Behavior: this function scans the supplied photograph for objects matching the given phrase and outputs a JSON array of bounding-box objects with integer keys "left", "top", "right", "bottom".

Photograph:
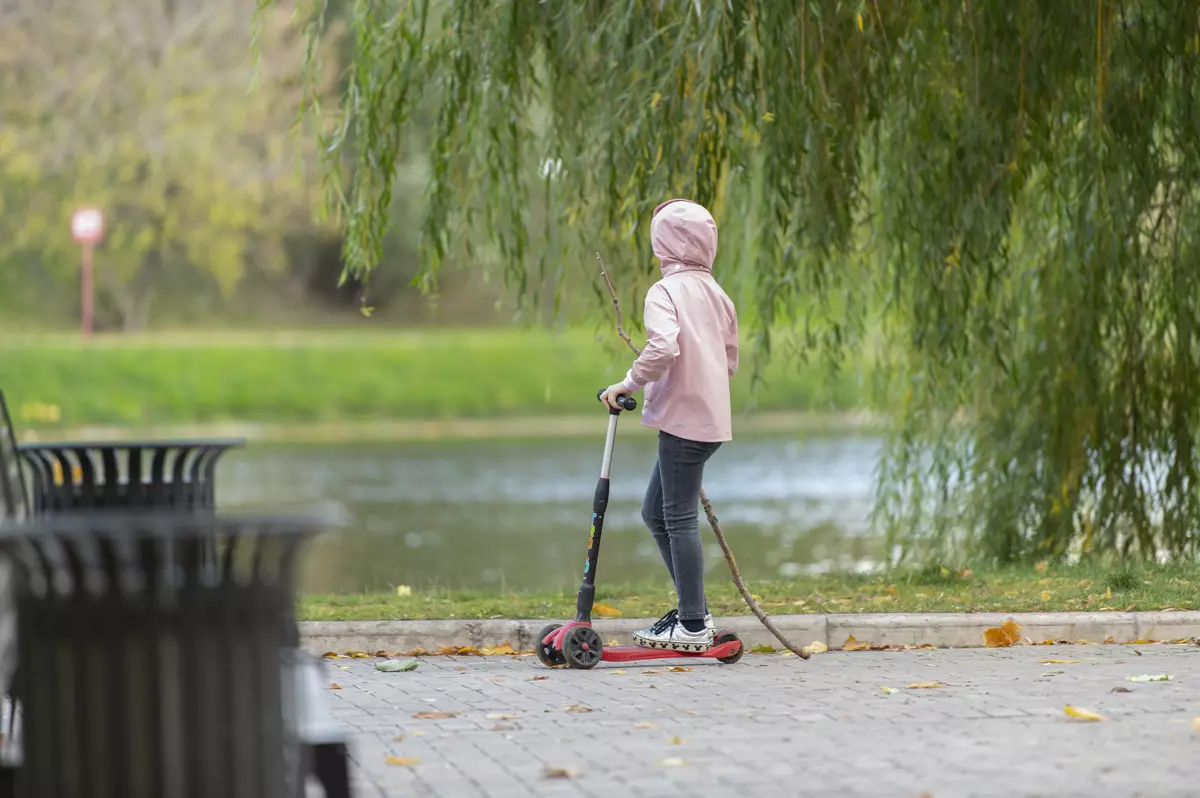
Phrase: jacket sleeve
[
  {"left": 726, "top": 303, "right": 739, "bottom": 378},
  {"left": 622, "top": 284, "right": 680, "bottom": 392}
]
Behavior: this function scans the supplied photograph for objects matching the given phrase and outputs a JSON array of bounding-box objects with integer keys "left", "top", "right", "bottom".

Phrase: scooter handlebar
[{"left": 596, "top": 389, "right": 637, "bottom": 412}]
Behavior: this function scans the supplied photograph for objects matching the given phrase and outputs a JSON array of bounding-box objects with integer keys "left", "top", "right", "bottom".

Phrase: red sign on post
[{"left": 72, "top": 207, "right": 104, "bottom": 339}]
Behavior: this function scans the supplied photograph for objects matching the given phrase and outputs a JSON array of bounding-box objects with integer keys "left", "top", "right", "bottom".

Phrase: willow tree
[{"left": 263, "top": 0, "right": 1200, "bottom": 565}]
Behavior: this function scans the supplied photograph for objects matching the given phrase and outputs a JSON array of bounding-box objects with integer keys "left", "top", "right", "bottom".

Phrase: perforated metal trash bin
[{"left": 0, "top": 512, "right": 320, "bottom": 798}]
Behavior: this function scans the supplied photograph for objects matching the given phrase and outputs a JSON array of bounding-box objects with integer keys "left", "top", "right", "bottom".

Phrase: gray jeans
[{"left": 641, "top": 431, "right": 722, "bottom": 621}]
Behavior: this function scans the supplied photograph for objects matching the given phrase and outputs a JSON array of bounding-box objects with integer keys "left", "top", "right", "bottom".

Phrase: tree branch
[{"left": 596, "top": 251, "right": 810, "bottom": 660}]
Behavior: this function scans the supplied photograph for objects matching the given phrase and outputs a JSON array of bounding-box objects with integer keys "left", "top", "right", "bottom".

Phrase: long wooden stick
[{"left": 596, "top": 253, "right": 810, "bottom": 659}]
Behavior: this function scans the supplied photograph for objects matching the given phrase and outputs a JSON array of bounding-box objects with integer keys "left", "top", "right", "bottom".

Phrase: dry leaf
[
  {"left": 413, "top": 711, "right": 460, "bottom": 720},
  {"left": 780, "top": 651, "right": 795, "bottom": 657},
  {"left": 633, "top": 722, "right": 657, "bottom": 729},
  {"left": 1127, "top": 674, "right": 1172, "bottom": 682},
  {"left": 391, "top": 734, "right": 405, "bottom": 742},
  {"left": 803, "top": 640, "right": 830, "bottom": 655},
  {"left": 480, "top": 643, "right": 518, "bottom": 656},
  {"left": 1002, "top": 619, "right": 1023, "bottom": 642},
  {"left": 1040, "top": 659, "right": 1080, "bottom": 664},
  {"left": 984, "top": 621, "right": 1022, "bottom": 648},
  {"left": 338, "top": 666, "right": 350, "bottom": 671},
  {"left": 594, "top": 603, "right": 622, "bottom": 618},
  {"left": 882, "top": 686, "right": 899, "bottom": 694},
  {"left": 485, "top": 712, "right": 521, "bottom": 720},
  {"left": 641, "top": 670, "right": 662, "bottom": 675},
  {"left": 385, "top": 757, "right": 420, "bottom": 767},
  {"left": 565, "top": 705, "right": 594, "bottom": 713},
  {"left": 411, "top": 731, "right": 426, "bottom": 737},
  {"left": 610, "top": 669, "right": 627, "bottom": 675},
  {"left": 544, "top": 766, "right": 579, "bottom": 779},
  {"left": 751, "top": 644, "right": 776, "bottom": 654},
  {"left": 1110, "top": 687, "right": 1133, "bottom": 693},
  {"left": 667, "top": 736, "right": 684, "bottom": 745},
  {"left": 842, "top": 635, "right": 871, "bottom": 652},
  {"left": 322, "top": 652, "right": 343, "bottom": 659},
  {"left": 658, "top": 757, "right": 688, "bottom": 768},
  {"left": 666, "top": 666, "right": 692, "bottom": 672},
  {"left": 532, "top": 676, "right": 550, "bottom": 681},
  {"left": 1192, "top": 717, "right": 1200, "bottom": 734},
  {"left": 907, "top": 681, "right": 945, "bottom": 689},
  {"left": 1104, "top": 635, "right": 1115, "bottom": 644},
  {"left": 328, "top": 683, "right": 343, "bottom": 690},
  {"left": 1063, "top": 706, "right": 1106, "bottom": 722},
  {"left": 348, "top": 652, "right": 370, "bottom": 659},
  {"left": 405, "top": 648, "right": 431, "bottom": 657}
]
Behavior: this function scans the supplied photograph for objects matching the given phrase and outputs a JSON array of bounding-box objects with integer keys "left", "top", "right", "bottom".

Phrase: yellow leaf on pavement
[
  {"left": 1040, "top": 659, "right": 1080, "bottom": 664},
  {"left": 385, "top": 757, "right": 420, "bottom": 767},
  {"left": 594, "top": 603, "right": 622, "bottom": 618},
  {"left": 667, "top": 666, "right": 693, "bottom": 672},
  {"left": 668, "top": 736, "right": 684, "bottom": 745},
  {"left": 544, "top": 766, "right": 579, "bottom": 779},
  {"left": 907, "top": 681, "right": 945, "bottom": 689},
  {"left": 565, "top": 705, "right": 594, "bottom": 713},
  {"left": 1064, "top": 706, "right": 1106, "bottom": 722},
  {"left": 803, "top": 640, "right": 829, "bottom": 655},
  {"left": 842, "top": 635, "right": 871, "bottom": 652},
  {"left": 634, "top": 722, "right": 657, "bottom": 729},
  {"left": 882, "top": 686, "right": 899, "bottom": 694}
]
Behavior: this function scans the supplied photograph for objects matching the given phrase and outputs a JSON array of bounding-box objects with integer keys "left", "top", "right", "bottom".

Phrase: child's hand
[{"left": 599, "top": 383, "right": 630, "bottom": 410}]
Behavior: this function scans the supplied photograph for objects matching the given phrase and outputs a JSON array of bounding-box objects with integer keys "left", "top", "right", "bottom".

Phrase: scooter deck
[{"left": 543, "top": 620, "right": 741, "bottom": 663}]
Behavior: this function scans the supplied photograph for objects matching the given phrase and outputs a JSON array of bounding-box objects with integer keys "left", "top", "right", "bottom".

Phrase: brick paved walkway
[{"left": 318, "top": 644, "right": 1200, "bottom": 797}]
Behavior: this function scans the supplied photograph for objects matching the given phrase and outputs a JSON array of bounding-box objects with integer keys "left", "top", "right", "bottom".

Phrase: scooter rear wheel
[
  {"left": 535, "top": 623, "right": 566, "bottom": 668},
  {"left": 714, "top": 631, "right": 744, "bottom": 665},
  {"left": 564, "top": 625, "right": 604, "bottom": 670}
]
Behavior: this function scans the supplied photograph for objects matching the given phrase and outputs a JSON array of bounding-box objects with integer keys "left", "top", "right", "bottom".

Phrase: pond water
[{"left": 215, "top": 432, "right": 885, "bottom": 593}]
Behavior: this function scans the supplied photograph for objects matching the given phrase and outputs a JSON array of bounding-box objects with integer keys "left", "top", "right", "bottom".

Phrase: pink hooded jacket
[{"left": 620, "top": 199, "right": 738, "bottom": 443}]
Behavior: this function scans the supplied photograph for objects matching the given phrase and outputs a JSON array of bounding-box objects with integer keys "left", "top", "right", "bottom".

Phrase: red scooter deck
[{"left": 543, "top": 621, "right": 742, "bottom": 664}]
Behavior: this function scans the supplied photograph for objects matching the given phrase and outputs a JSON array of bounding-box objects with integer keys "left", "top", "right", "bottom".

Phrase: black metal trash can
[{"left": 0, "top": 512, "right": 319, "bottom": 798}]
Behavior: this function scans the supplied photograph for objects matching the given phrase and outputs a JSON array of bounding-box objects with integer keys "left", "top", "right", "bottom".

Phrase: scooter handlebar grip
[{"left": 596, "top": 389, "right": 638, "bottom": 412}]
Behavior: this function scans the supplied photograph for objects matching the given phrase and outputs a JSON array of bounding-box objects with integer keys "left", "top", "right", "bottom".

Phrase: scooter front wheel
[
  {"left": 564, "top": 625, "right": 604, "bottom": 669},
  {"left": 535, "top": 623, "right": 566, "bottom": 668},
  {"left": 714, "top": 631, "right": 744, "bottom": 664}
]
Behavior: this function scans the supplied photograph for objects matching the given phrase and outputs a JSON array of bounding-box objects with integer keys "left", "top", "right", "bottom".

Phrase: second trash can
[{"left": 0, "top": 511, "right": 320, "bottom": 798}]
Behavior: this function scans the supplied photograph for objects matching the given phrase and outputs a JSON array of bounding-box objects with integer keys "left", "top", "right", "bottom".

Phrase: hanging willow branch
[
  {"left": 264, "top": 0, "right": 1200, "bottom": 565},
  {"left": 598, "top": 252, "right": 809, "bottom": 659}
]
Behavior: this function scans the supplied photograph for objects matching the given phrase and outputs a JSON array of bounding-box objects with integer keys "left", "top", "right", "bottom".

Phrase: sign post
[{"left": 71, "top": 207, "right": 104, "bottom": 339}]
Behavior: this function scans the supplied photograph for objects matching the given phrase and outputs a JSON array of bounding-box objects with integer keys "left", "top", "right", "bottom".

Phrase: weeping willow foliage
[{"left": 262, "top": 0, "right": 1200, "bottom": 565}]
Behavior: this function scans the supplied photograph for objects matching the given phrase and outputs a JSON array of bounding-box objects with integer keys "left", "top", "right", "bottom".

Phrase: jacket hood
[{"left": 650, "top": 199, "right": 718, "bottom": 277}]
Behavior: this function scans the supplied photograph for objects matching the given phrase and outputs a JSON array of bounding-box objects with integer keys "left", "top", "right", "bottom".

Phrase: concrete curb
[{"left": 298, "top": 611, "right": 1200, "bottom": 654}]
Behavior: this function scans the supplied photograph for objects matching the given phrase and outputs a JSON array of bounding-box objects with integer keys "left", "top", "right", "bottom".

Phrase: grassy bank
[
  {"left": 0, "top": 328, "right": 873, "bottom": 431},
  {"left": 298, "top": 562, "right": 1200, "bottom": 621}
]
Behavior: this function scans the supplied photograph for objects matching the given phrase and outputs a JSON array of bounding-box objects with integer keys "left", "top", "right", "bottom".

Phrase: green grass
[
  {"left": 298, "top": 562, "right": 1200, "bottom": 621},
  {"left": 0, "top": 328, "right": 873, "bottom": 430}
]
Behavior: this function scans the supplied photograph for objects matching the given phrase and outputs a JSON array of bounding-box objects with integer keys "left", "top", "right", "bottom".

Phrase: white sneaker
[
  {"left": 705, "top": 613, "right": 715, "bottom": 633},
  {"left": 633, "top": 609, "right": 714, "bottom": 652}
]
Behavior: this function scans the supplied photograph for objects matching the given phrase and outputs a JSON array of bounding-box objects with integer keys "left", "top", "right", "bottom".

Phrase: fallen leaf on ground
[
  {"left": 411, "top": 731, "right": 426, "bottom": 737},
  {"left": 780, "top": 651, "right": 794, "bottom": 657},
  {"left": 607, "top": 639, "right": 620, "bottom": 646},
  {"left": 667, "top": 736, "right": 684, "bottom": 745},
  {"left": 1040, "top": 659, "right": 1080, "bottom": 664},
  {"left": 328, "top": 683, "right": 343, "bottom": 690},
  {"left": 531, "top": 676, "right": 550, "bottom": 681},
  {"left": 658, "top": 757, "right": 688, "bottom": 768},
  {"left": 1041, "top": 671, "right": 1064, "bottom": 677},
  {"left": 1110, "top": 687, "right": 1133, "bottom": 693},
  {"left": 842, "top": 635, "right": 871, "bottom": 652},
  {"left": 440, "top": 645, "right": 480, "bottom": 656},
  {"left": 544, "top": 766, "right": 578, "bottom": 779},
  {"left": 412, "top": 711, "right": 460, "bottom": 720},
  {"left": 751, "top": 644, "right": 776, "bottom": 654},
  {"left": 1064, "top": 706, "right": 1106, "bottom": 722},
  {"left": 385, "top": 757, "right": 420, "bottom": 767},
  {"left": 984, "top": 619, "right": 1023, "bottom": 648},
  {"left": 391, "top": 734, "right": 405, "bottom": 742},
  {"left": 1127, "top": 674, "right": 1173, "bottom": 682},
  {"left": 633, "top": 722, "right": 657, "bottom": 729},
  {"left": 882, "top": 686, "right": 899, "bottom": 694},
  {"left": 1192, "top": 717, "right": 1200, "bottom": 734},
  {"left": 322, "top": 652, "right": 343, "bottom": 659},
  {"left": 907, "top": 681, "right": 945, "bottom": 689},
  {"left": 610, "top": 669, "right": 627, "bottom": 675},
  {"left": 348, "top": 651, "right": 370, "bottom": 659},
  {"left": 485, "top": 712, "right": 521, "bottom": 720},
  {"left": 376, "top": 659, "right": 420, "bottom": 673},
  {"left": 1104, "top": 636, "right": 1115, "bottom": 644},
  {"left": 404, "top": 648, "right": 431, "bottom": 657},
  {"left": 667, "top": 666, "right": 692, "bottom": 672},
  {"left": 565, "top": 705, "right": 594, "bottom": 713},
  {"left": 338, "top": 666, "right": 350, "bottom": 671},
  {"left": 593, "top": 603, "right": 622, "bottom": 618},
  {"left": 456, "top": 666, "right": 467, "bottom": 671},
  {"left": 480, "top": 643, "right": 518, "bottom": 656},
  {"left": 803, "top": 641, "right": 830, "bottom": 655},
  {"left": 492, "top": 724, "right": 514, "bottom": 732},
  {"left": 640, "top": 670, "right": 662, "bottom": 675}
]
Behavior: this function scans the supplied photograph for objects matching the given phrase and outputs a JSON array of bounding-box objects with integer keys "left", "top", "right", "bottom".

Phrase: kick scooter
[{"left": 535, "top": 390, "right": 744, "bottom": 669}]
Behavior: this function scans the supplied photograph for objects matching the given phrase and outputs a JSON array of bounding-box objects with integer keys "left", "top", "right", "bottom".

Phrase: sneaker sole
[{"left": 632, "top": 634, "right": 714, "bottom": 653}]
